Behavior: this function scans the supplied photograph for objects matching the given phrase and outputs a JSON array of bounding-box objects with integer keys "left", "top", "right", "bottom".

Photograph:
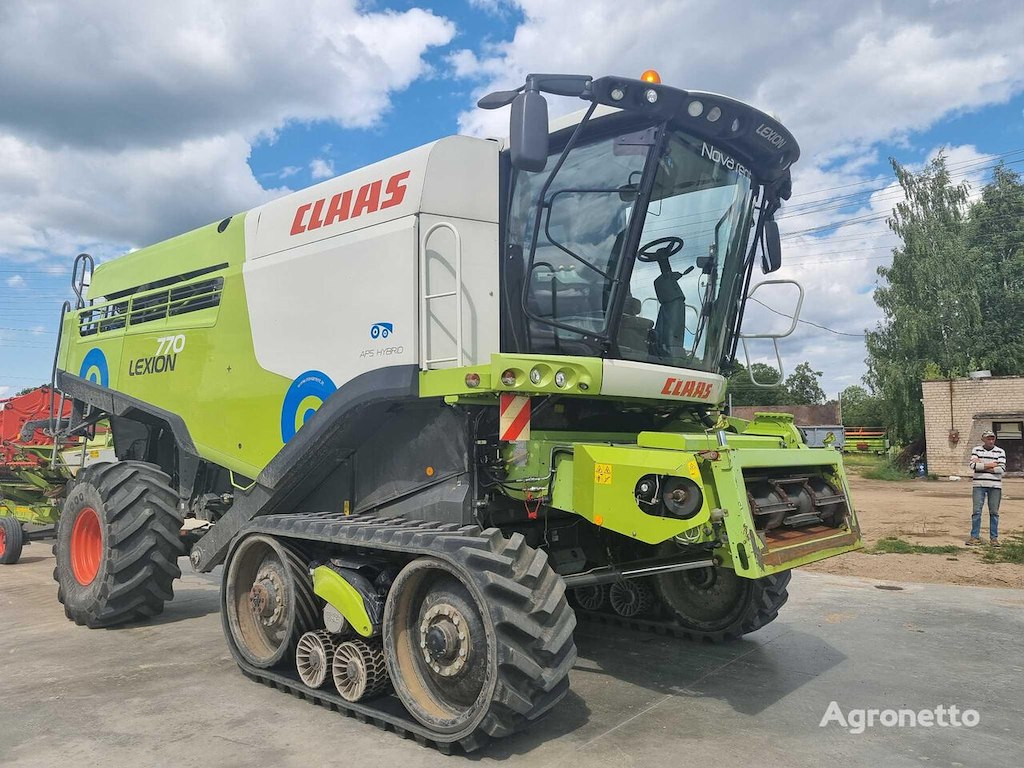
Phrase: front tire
[
  {"left": 654, "top": 565, "right": 791, "bottom": 642},
  {"left": 54, "top": 462, "right": 183, "bottom": 627},
  {"left": 0, "top": 516, "right": 24, "bottom": 564}
]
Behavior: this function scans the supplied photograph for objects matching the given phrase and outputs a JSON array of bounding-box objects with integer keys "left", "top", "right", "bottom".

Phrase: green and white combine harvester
[{"left": 48, "top": 71, "right": 862, "bottom": 750}]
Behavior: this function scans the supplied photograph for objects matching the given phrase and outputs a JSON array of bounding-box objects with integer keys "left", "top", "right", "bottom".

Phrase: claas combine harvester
[{"left": 45, "top": 71, "right": 862, "bottom": 750}]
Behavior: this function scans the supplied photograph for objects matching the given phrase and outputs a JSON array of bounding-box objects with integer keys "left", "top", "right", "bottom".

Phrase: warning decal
[{"left": 499, "top": 394, "right": 531, "bottom": 441}]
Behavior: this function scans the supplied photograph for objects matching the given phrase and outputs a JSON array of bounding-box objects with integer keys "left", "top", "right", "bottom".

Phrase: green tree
[
  {"left": 867, "top": 157, "right": 1024, "bottom": 442},
  {"left": 839, "top": 385, "right": 885, "bottom": 427},
  {"left": 866, "top": 153, "right": 975, "bottom": 442},
  {"left": 726, "top": 361, "right": 791, "bottom": 406},
  {"left": 965, "top": 164, "right": 1024, "bottom": 373},
  {"left": 783, "top": 361, "right": 826, "bottom": 404}
]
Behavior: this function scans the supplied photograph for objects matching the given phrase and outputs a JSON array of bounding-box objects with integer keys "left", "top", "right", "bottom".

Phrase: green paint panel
[
  {"left": 312, "top": 566, "right": 374, "bottom": 637},
  {"left": 58, "top": 214, "right": 296, "bottom": 478}
]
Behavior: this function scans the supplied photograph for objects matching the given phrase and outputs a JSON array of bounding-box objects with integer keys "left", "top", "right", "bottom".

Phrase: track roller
[
  {"left": 572, "top": 584, "right": 606, "bottom": 611},
  {"left": 609, "top": 578, "right": 655, "bottom": 618},
  {"left": 332, "top": 639, "right": 390, "bottom": 702},
  {"left": 296, "top": 630, "right": 337, "bottom": 689}
]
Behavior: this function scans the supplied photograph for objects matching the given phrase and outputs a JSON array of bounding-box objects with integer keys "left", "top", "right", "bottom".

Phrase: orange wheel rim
[
  {"left": 0, "top": 527, "right": 6, "bottom": 557},
  {"left": 71, "top": 507, "right": 102, "bottom": 585}
]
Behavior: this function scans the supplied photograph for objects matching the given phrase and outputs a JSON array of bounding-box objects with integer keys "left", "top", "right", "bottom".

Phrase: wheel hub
[
  {"left": 250, "top": 568, "right": 284, "bottom": 626},
  {"left": 419, "top": 603, "right": 471, "bottom": 677}
]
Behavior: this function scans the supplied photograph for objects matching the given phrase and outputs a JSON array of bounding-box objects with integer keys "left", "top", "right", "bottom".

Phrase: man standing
[{"left": 966, "top": 429, "right": 1005, "bottom": 547}]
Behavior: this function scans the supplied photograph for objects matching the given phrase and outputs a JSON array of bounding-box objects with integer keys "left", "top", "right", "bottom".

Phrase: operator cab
[{"left": 488, "top": 74, "right": 798, "bottom": 377}]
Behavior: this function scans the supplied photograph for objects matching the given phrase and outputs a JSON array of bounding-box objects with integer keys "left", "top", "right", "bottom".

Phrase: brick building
[{"left": 922, "top": 375, "right": 1024, "bottom": 477}]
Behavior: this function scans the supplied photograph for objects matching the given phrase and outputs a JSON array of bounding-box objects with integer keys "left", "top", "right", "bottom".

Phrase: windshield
[
  {"left": 506, "top": 123, "right": 755, "bottom": 372},
  {"left": 622, "top": 131, "right": 753, "bottom": 369}
]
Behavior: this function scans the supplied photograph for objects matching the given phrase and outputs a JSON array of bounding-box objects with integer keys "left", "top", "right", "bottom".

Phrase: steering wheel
[{"left": 636, "top": 236, "right": 684, "bottom": 263}]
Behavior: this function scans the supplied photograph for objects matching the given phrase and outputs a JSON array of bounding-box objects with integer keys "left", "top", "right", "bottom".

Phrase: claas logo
[
  {"left": 661, "top": 377, "right": 714, "bottom": 400},
  {"left": 290, "top": 170, "right": 410, "bottom": 236}
]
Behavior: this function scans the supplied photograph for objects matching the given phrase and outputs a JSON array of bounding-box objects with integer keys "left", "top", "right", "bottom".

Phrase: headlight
[
  {"left": 529, "top": 367, "right": 543, "bottom": 385},
  {"left": 554, "top": 370, "right": 568, "bottom": 388}
]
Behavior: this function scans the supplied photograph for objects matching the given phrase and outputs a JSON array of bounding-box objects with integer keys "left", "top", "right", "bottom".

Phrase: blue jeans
[{"left": 971, "top": 487, "right": 1001, "bottom": 539}]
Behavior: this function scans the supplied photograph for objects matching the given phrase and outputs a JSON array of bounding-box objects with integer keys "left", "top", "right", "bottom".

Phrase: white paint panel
[
  {"left": 243, "top": 216, "right": 418, "bottom": 386},
  {"left": 419, "top": 214, "right": 500, "bottom": 368},
  {"left": 601, "top": 359, "right": 726, "bottom": 404}
]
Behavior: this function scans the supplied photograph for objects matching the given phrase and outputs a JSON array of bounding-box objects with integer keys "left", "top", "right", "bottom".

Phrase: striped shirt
[{"left": 970, "top": 444, "right": 1006, "bottom": 487}]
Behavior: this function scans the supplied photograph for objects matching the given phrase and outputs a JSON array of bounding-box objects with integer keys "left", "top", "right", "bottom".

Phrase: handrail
[
  {"left": 70, "top": 252, "right": 94, "bottom": 309},
  {"left": 49, "top": 300, "right": 72, "bottom": 467},
  {"left": 738, "top": 279, "right": 805, "bottom": 388},
  {"left": 419, "top": 222, "right": 464, "bottom": 368}
]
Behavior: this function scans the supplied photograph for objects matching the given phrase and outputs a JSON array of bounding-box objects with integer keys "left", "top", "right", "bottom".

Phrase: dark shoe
[
  {"left": 965, "top": 537, "right": 982, "bottom": 546},
  {"left": 990, "top": 538, "right": 1002, "bottom": 548}
]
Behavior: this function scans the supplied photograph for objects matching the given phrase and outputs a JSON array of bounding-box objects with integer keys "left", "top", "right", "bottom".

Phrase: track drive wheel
[
  {"left": 654, "top": 565, "right": 791, "bottom": 642},
  {"left": 385, "top": 534, "right": 576, "bottom": 742},
  {"left": 54, "top": 462, "right": 183, "bottom": 627},
  {"left": 222, "top": 534, "right": 319, "bottom": 668},
  {"left": 0, "top": 516, "right": 25, "bottom": 564}
]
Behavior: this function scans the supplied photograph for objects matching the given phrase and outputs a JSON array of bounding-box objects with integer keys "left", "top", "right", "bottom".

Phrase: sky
[{"left": 2, "top": 0, "right": 1024, "bottom": 400}]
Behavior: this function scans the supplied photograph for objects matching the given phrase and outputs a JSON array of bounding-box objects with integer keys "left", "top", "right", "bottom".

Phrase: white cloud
[
  {"left": 278, "top": 165, "right": 302, "bottom": 179},
  {"left": 5, "top": 275, "right": 25, "bottom": 287},
  {"left": 309, "top": 158, "right": 336, "bottom": 180},
  {"left": 0, "top": 1, "right": 455, "bottom": 256}
]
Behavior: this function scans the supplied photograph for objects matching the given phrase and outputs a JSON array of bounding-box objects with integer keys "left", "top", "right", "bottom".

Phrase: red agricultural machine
[{"left": 0, "top": 386, "right": 112, "bottom": 563}]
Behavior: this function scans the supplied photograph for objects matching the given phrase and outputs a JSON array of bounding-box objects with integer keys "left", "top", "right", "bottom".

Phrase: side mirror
[
  {"left": 761, "top": 219, "right": 782, "bottom": 274},
  {"left": 510, "top": 89, "right": 549, "bottom": 172}
]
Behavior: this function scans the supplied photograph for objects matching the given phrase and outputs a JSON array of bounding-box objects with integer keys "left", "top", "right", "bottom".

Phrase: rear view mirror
[
  {"left": 761, "top": 219, "right": 782, "bottom": 274},
  {"left": 510, "top": 90, "right": 549, "bottom": 172}
]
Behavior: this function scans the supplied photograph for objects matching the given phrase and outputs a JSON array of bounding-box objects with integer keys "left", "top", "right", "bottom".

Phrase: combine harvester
[
  {"left": 48, "top": 71, "right": 862, "bottom": 750},
  {"left": 0, "top": 386, "right": 112, "bottom": 563}
]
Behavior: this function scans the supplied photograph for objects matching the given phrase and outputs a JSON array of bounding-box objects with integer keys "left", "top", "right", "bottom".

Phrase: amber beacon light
[{"left": 640, "top": 69, "right": 661, "bottom": 83}]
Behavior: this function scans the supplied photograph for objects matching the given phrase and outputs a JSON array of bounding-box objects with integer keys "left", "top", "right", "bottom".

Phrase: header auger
[{"left": 44, "top": 71, "right": 862, "bottom": 750}]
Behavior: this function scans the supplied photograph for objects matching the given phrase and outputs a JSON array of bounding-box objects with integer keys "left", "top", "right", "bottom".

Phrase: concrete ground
[{"left": 2, "top": 550, "right": 1021, "bottom": 768}]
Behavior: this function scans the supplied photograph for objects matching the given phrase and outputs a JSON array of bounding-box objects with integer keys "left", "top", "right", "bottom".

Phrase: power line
[{"left": 747, "top": 296, "right": 867, "bottom": 337}]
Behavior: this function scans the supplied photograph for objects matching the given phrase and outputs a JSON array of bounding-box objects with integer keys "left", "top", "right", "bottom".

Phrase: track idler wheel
[
  {"left": 332, "top": 639, "right": 390, "bottom": 702},
  {"left": 223, "top": 534, "right": 319, "bottom": 668},
  {"left": 572, "top": 584, "right": 607, "bottom": 611},
  {"left": 608, "top": 579, "right": 655, "bottom": 618},
  {"left": 296, "top": 630, "right": 337, "bottom": 689}
]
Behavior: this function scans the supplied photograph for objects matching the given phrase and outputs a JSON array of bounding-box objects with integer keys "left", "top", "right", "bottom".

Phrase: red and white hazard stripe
[{"left": 499, "top": 394, "right": 531, "bottom": 441}]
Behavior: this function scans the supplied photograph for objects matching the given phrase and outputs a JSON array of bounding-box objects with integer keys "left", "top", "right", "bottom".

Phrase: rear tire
[
  {"left": 654, "top": 565, "right": 791, "bottom": 642},
  {"left": 384, "top": 533, "right": 577, "bottom": 742},
  {"left": 0, "top": 516, "right": 24, "bottom": 564},
  {"left": 53, "top": 462, "right": 184, "bottom": 627}
]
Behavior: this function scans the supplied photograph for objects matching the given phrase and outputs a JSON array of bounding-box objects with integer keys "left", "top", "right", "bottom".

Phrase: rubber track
[
  {"left": 55, "top": 462, "right": 184, "bottom": 627},
  {"left": 575, "top": 570, "right": 791, "bottom": 643},
  {"left": 226, "top": 513, "right": 577, "bottom": 753}
]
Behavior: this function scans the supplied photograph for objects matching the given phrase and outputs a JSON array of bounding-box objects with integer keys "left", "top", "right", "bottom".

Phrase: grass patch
[
  {"left": 982, "top": 533, "right": 1024, "bottom": 565},
  {"left": 841, "top": 452, "right": 887, "bottom": 468},
  {"left": 861, "top": 462, "right": 909, "bottom": 481},
  {"left": 871, "top": 537, "right": 961, "bottom": 555}
]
